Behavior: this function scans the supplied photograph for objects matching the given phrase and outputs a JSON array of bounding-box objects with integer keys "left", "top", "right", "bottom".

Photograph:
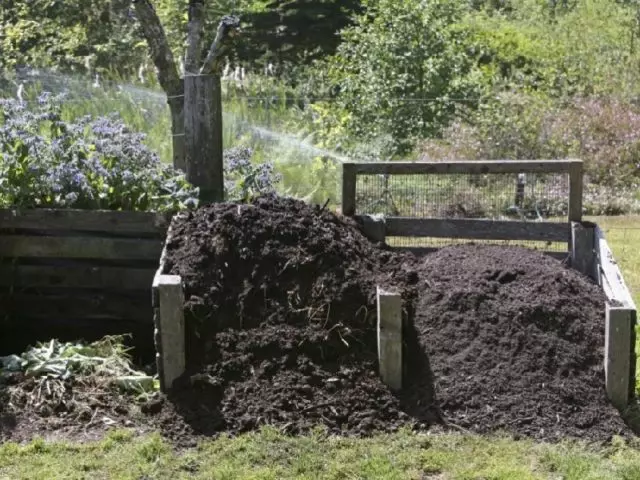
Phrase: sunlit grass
[{"left": 2, "top": 427, "right": 640, "bottom": 479}]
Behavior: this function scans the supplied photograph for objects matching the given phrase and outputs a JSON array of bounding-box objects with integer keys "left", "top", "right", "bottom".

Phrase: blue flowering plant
[
  {"left": 0, "top": 92, "right": 198, "bottom": 212},
  {"left": 224, "top": 146, "right": 282, "bottom": 202}
]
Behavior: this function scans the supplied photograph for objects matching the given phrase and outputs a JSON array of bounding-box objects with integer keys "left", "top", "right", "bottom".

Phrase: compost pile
[{"left": 155, "top": 195, "right": 631, "bottom": 443}]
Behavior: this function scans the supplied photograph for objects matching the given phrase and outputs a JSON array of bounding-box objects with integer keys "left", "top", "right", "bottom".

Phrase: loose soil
[{"left": 0, "top": 195, "right": 634, "bottom": 445}]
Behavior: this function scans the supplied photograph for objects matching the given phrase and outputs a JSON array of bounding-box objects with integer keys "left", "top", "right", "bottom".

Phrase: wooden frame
[
  {"left": 151, "top": 219, "right": 186, "bottom": 392},
  {"left": 342, "top": 161, "right": 637, "bottom": 412},
  {"left": 0, "top": 208, "right": 169, "bottom": 332},
  {"left": 342, "top": 159, "right": 584, "bottom": 222}
]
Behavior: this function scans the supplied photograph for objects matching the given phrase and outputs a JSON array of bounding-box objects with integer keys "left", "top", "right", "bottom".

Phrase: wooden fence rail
[{"left": 342, "top": 159, "right": 584, "bottom": 223}]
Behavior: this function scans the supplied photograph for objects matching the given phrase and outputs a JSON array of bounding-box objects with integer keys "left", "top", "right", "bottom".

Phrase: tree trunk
[{"left": 132, "top": 0, "right": 185, "bottom": 170}]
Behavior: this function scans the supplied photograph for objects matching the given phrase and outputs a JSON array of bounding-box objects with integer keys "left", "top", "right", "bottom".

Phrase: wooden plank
[
  {"left": 382, "top": 217, "right": 570, "bottom": 242},
  {"left": 152, "top": 218, "right": 178, "bottom": 307},
  {"left": 595, "top": 226, "right": 636, "bottom": 308},
  {"left": 345, "top": 159, "right": 581, "bottom": 175},
  {"left": 0, "top": 236, "right": 162, "bottom": 261},
  {"left": 184, "top": 74, "right": 224, "bottom": 203},
  {"left": 156, "top": 274, "right": 186, "bottom": 391},
  {"left": 0, "top": 265, "right": 154, "bottom": 290},
  {"left": 568, "top": 161, "right": 584, "bottom": 223},
  {"left": 394, "top": 246, "right": 569, "bottom": 261},
  {"left": 605, "top": 305, "right": 635, "bottom": 411},
  {"left": 0, "top": 209, "right": 170, "bottom": 235},
  {"left": 341, "top": 163, "right": 357, "bottom": 216},
  {"left": 376, "top": 286, "right": 403, "bottom": 391},
  {"left": 1, "top": 292, "right": 152, "bottom": 322},
  {"left": 571, "top": 222, "right": 595, "bottom": 279}
]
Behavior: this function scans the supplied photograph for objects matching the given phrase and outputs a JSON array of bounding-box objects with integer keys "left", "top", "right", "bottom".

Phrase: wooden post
[
  {"left": 184, "top": 74, "right": 224, "bottom": 203},
  {"left": 594, "top": 225, "right": 637, "bottom": 411},
  {"left": 376, "top": 286, "right": 403, "bottom": 390},
  {"left": 360, "top": 214, "right": 386, "bottom": 243},
  {"left": 168, "top": 93, "right": 186, "bottom": 172},
  {"left": 341, "top": 163, "right": 357, "bottom": 216},
  {"left": 570, "top": 221, "right": 595, "bottom": 279},
  {"left": 152, "top": 274, "right": 186, "bottom": 391},
  {"left": 605, "top": 306, "right": 635, "bottom": 410},
  {"left": 568, "top": 160, "right": 583, "bottom": 223}
]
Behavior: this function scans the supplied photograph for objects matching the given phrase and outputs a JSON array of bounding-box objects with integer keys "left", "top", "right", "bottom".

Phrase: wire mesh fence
[{"left": 353, "top": 169, "right": 572, "bottom": 252}]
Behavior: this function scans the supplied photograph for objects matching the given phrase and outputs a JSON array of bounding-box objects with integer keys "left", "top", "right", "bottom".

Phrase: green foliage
[
  {"left": 464, "top": 0, "right": 640, "bottom": 97},
  {"left": 0, "top": 0, "right": 146, "bottom": 77},
  {"left": 322, "top": 0, "right": 487, "bottom": 155}
]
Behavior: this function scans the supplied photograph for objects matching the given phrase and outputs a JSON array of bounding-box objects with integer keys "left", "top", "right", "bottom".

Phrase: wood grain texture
[
  {"left": 344, "top": 159, "right": 582, "bottom": 175},
  {"left": 156, "top": 274, "right": 186, "bottom": 391},
  {"left": 595, "top": 226, "right": 636, "bottom": 308},
  {"left": 0, "top": 265, "right": 154, "bottom": 290},
  {"left": 184, "top": 75, "right": 224, "bottom": 202},
  {"left": 0, "top": 209, "right": 170, "bottom": 235},
  {"left": 0, "top": 291, "right": 151, "bottom": 322},
  {"left": 0, "top": 236, "right": 162, "bottom": 261},
  {"left": 381, "top": 217, "right": 569, "bottom": 242},
  {"left": 571, "top": 222, "right": 595, "bottom": 279},
  {"left": 605, "top": 305, "right": 635, "bottom": 410},
  {"left": 341, "top": 163, "right": 357, "bottom": 216},
  {"left": 376, "top": 286, "right": 402, "bottom": 391},
  {"left": 394, "top": 246, "right": 569, "bottom": 261}
]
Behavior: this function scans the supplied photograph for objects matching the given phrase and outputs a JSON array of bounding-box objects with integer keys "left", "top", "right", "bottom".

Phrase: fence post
[
  {"left": 184, "top": 74, "right": 224, "bottom": 203},
  {"left": 376, "top": 286, "right": 403, "bottom": 391},
  {"left": 570, "top": 221, "right": 595, "bottom": 279},
  {"left": 568, "top": 160, "right": 583, "bottom": 223},
  {"left": 341, "top": 163, "right": 357, "bottom": 216}
]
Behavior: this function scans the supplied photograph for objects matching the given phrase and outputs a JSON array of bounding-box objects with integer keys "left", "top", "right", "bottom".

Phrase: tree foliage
[{"left": 321, "top": 0, "right": 486, "bottom": 155}]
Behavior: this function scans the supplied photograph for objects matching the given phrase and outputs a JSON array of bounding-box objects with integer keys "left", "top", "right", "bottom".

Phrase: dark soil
[
  {"left": 158, "top": 196, "right": 439, "bottom": 443},
  {"left": 412, "top": 244, "right": 630, "bottom": 441},
  {"left": 151, "top": 195, "right": 632, "bottom": 444}
]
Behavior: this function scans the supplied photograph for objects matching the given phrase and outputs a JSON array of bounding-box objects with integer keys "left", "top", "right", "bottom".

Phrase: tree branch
[
  {"left": 185, "top": 0, "right": 205, "bottom": 74},
  {"left": 132, "top": 0, "right": 182, "bottom": 95},
  {"left": 200, "top": 15, "right": 241, "bottom": 75}
]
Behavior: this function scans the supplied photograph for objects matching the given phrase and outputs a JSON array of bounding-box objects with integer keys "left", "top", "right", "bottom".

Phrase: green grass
[{"left": 3, "top": 427, "right": 640, "bottom": 479}]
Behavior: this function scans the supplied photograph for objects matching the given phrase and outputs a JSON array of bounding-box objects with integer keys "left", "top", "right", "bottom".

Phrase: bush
[
  {"left": 0, "top": 92, "right": 198, "bottom": 211},
  {"left": 419, "top": 92, "right": 640, "bottom": 214},
  {"left": 321, "top": 0, "right": 486, "bottom": 155}
]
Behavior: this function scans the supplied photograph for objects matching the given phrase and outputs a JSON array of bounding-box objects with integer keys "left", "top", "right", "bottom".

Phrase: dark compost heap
[{"left": 156, "top": 195, "right": 630, "bottom": 443}]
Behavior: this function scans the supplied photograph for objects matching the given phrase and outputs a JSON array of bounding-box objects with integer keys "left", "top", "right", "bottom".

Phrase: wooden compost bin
[
  {"left": 152, "top": 159, "right": 637, "bottom": 412},
  {"left": 0, "top": 208, "right": 170, "bottom": 356}
]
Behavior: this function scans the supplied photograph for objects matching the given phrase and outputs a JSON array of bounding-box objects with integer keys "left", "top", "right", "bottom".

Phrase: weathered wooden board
[
  {"left": 595, "top": 226, "right": 636, "bottom": 308},
  {"left": 184, "top": 74, "right": 224, "bottom": 202},
  {"left": 376, "top": 286, "right": 403, "bottom": 391},
  {"left": 395, "top": 246, "right": 569, "bottom": 261},
  {"left": 571, "top": 221, "right": 596, "bottom": 278},
  {"left": 0, "top": 291, "right": 151, "bottom": 322},
  {"left": 0, "top": 209, "right": 170, "bottom": 235},
  {"left": 341, "top": 163, "right": 358, "bottom": 216},
  {"left": 0, "top": 265, "right": 154, "bottom": 290},
  {"left": 153, "top": 274, "right": 186, "bottom": 391},
  {"left": 344, "top": 159, "right": 581, "bottom": 175},
  {"left": 382, "top": 217, "right": 569, "bottom": 242},
  {"left": 605, "top": 305, "right": 636, "bottom": 410},
  {"left": 0, "top": 236, "right": 162, "bottom": 261},
  {"left": 568, "top": 162, "right": 584, "bottom": 223}
]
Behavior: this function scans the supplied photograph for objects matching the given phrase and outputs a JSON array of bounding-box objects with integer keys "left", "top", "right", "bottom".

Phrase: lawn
[
  {"left": 0, "top": 215, "right": 638, "bottom": 480},
  {"left": 2, "top": 427, "right": 640, "bottom": 480}
]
